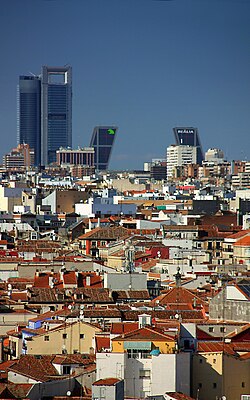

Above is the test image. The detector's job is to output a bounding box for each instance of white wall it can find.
[96,352,191,398]
[226,286,247,301]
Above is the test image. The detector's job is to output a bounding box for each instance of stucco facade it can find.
[26,321,101,355]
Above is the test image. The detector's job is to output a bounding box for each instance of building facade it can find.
[166,145,197,179]
[17,75,41,165]
[173,127,204,165]
[3,144,35,170]
[41,66,72,165]
[56,147,95,167]
[89,126,118,171]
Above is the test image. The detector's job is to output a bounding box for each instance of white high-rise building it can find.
[166,145,197,179]
[205,148,224,163]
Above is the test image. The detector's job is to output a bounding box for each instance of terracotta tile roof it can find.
[112,326,176,342]
[226,230,250,240]
[196,327,220,341]
[113,290,150,301]
[141,259,158,271]
[225,323,250,340]
[197,341,250,355]
[81,309,121,318]
[74,288,111,303]
[150,287,207,308]
[10,291,28,302]
[0,383,33,399]
[95,336,110,352]
[79,272,103,288]
[0,360,16,380]
[166,393,196,400]
[8,355,59,382]
[63,271,77,285]
[93,378,121,386]
[28,287,58,303]
[111,322,138,335]
[122,309,205,322]
[52,354,95,366]
[78,226,130,240]
[234,236,250,246]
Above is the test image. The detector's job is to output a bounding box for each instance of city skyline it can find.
[1,0,250,169]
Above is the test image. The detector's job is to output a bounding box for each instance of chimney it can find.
[174,267,182,288]
[86,275,91,286]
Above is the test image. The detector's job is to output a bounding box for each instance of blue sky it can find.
[0,0,250,169]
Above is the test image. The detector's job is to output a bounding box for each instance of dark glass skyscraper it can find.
[41,66,72,165]
[17,76,41,165]
[17,66,72,166]
[89,126,117,171]
[173,127,204,165]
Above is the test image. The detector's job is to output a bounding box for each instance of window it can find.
[213,383,217,388]
[242,382,245,388]
[44,336,49,341]
[62,333,67,339]
[220,327,226,333]
[80,334,85,339]
[199,359,203,364]
[101,241,106,246]
[209,327,214,333]
[241,396,250,400]
[213,359,216,364]
[139,369,151,379]
[62,365,71,375]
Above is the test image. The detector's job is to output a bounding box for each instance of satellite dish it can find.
[175,313,179,319]
[66,391,71,396]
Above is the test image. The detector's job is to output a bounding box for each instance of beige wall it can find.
[192,352,250,400]
[56,190,89,213]
[224,354,250,399]
[26,321,101,355]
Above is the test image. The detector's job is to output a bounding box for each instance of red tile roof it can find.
[112,326,175,342]
[78,226,130,240]
[166,393,196,400]
[234,236,250,246]
[151,287,207,308]
[95,336,110,352]
[8,355,59,382]
[111,322,138,335]
[197,341,250,355]
[226,230,250,240]
[93,378,121,386]
[0,383,33,399]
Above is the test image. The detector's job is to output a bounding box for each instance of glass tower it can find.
[173,127,204,165]
[89,126,117,171]
[41,66,72,165]
[17,76,41,165]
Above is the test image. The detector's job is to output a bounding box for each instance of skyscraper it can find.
[17,76,41,165]
[17,66,72,166]
[89,126,118,171]
[41,66,72,165]
[173,127,204,165]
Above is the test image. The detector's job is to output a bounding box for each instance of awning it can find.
[124,341,151,350]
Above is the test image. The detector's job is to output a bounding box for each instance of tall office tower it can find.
[41,66,72,165]
[17,76,41,165]
[173,127,204,165]
[89,126,118,171]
